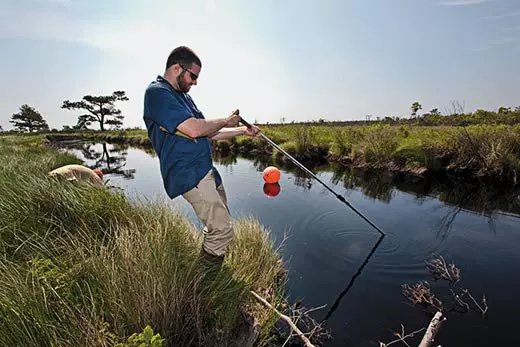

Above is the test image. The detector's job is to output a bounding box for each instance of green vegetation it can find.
[9,104,49,132]
[40,122,520,185]
[61,91,129,131]
[0,135,286,347]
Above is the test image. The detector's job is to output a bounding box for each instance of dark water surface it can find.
[65,142,520,346]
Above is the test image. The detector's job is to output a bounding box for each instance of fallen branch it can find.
[379,324,426,347]
[250,290,316,347]
[450,288,470,312]
[402,281,443,312]
[462,289,488,317]
[426,255,460,283]
[418,311,444,347]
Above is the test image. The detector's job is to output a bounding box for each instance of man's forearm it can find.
[177,118,229,138]
[209,126,246,140]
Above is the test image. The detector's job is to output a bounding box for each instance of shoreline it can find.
[43,132,518,188]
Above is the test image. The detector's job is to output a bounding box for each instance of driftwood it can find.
[418,311,444,347]
[250,290,316,347]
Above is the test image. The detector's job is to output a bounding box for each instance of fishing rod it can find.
[239,116,386,236]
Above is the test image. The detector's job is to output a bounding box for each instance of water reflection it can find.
[330,166,395,203]
[63,142,520,222]
[65,142,136,179]
[263,183,281,197]
[212,152,238,167]
[326,164,520,218]
[323,234,385,321]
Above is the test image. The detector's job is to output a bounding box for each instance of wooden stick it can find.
[250,290,316,347]
[418,311,444,347]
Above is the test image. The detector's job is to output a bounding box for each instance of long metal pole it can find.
[240,117,385,236]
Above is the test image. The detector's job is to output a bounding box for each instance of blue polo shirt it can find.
[143,75,222,199]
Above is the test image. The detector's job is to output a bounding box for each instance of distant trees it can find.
[9,104,49,132]
[61,91,129,131]
[429,108,440,116]
[411,102,422,118]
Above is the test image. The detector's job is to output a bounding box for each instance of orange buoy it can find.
[263,183,281,197]
[263,166,280,184]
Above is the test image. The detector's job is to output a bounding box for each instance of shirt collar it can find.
[156,75,179,93]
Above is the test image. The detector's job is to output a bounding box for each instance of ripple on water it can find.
[296,208,449,284]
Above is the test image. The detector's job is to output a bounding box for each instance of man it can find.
[48,164,104,185]
[143,46,260,265]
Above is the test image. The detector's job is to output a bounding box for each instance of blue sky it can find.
[1,0,519,130]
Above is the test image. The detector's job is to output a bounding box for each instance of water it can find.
[63,141,520,346]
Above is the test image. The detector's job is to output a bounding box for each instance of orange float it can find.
[263,166,280,184]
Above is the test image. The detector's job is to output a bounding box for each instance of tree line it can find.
[3,91,128,133]
[271,101,520,127]
[2,96,520,132]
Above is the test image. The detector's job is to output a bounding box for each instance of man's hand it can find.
[243,124,261,137]
[226,109,241,127]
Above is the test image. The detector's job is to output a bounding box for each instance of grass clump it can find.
[0,135,287,347]
[362,125,399,163]
[447,125,520,176]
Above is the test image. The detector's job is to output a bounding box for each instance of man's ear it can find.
[174,63,183,75]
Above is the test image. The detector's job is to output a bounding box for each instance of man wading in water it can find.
[143,46,260,267]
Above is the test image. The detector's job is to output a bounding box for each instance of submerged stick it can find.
[250,290,316,347]
[418,311,444,347]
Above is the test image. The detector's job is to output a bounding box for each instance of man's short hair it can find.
[166,46,202,70]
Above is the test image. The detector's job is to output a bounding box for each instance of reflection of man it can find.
[48,164,104,186]
[143,46,260,266]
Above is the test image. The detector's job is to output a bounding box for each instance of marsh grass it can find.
[447,125,520,176]
[0,136,286,347]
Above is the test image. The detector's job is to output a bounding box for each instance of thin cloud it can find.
[436,0,490,6]
[482,10,520,20]
[471,37,516,52]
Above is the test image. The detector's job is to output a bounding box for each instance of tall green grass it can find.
[446,125,520,175]
[0,136,285,347]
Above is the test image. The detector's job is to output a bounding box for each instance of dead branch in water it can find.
[451,288,488,317]
[462,289,488,317]
[379,311,445,347]
[418,311,445,347]
[402,281,443,312]
[379,324,426,347]
[426,255,460,283]
[250,290,319,347]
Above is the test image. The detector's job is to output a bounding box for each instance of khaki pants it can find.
[182,169,234,257]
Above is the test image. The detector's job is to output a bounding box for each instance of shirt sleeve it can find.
[145,86,192,133]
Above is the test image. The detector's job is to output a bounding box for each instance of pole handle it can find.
[239,116,252,128]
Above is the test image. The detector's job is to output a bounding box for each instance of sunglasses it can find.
[180,64,198,81]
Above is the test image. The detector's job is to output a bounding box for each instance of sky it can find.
[1,0,519,130]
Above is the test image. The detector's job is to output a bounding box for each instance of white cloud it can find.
[436,0,490,5]
[0,1,296,127]
[482,10,520,20]
[471,37,517,52]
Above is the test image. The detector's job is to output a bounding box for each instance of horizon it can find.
[1,0,519,131]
